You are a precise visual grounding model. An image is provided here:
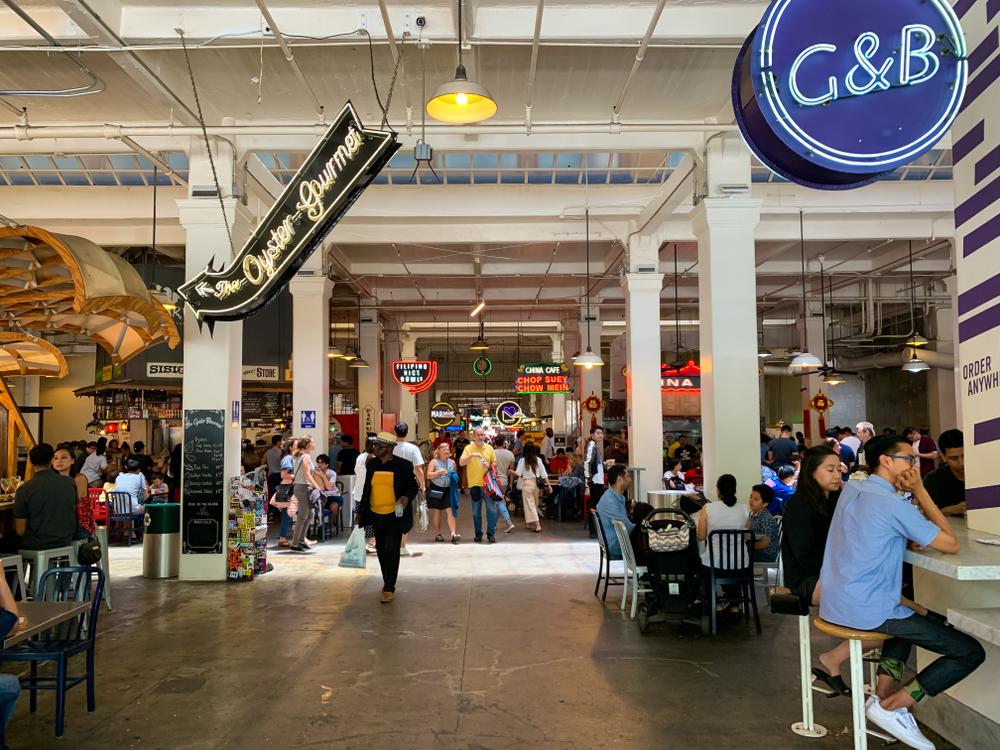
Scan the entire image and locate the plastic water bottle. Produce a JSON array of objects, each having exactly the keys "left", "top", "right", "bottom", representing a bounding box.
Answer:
[{"left": 394, "top": 501, "right": 404, "bottom": 517}]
